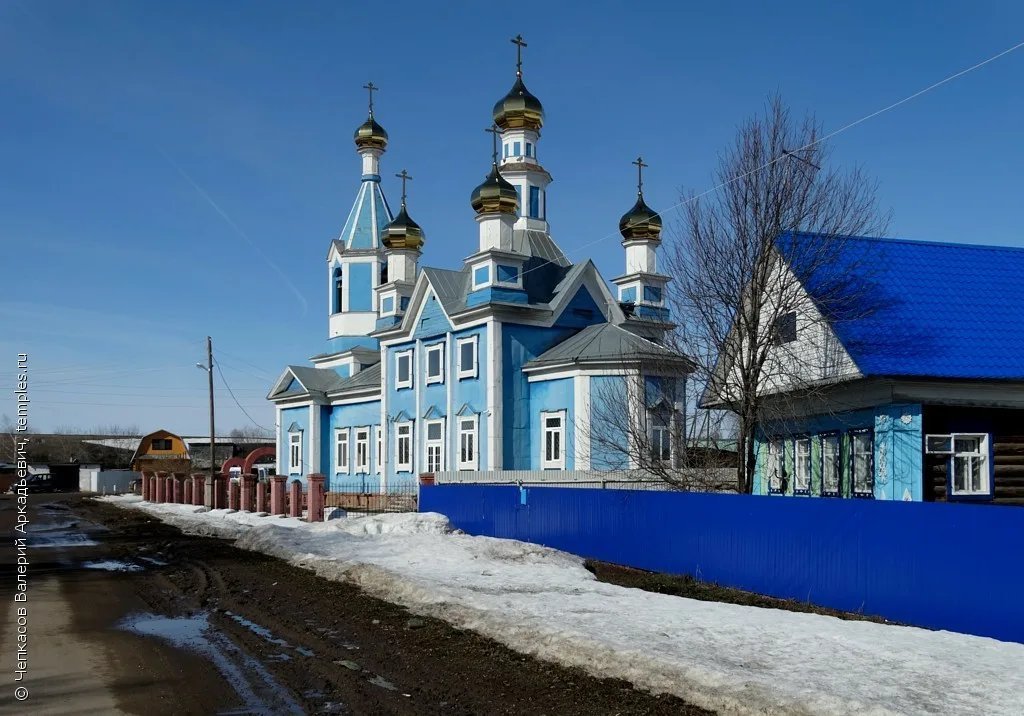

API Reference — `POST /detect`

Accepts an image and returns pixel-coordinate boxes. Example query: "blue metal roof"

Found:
[782,232,1024,380]
[337,178,393,250]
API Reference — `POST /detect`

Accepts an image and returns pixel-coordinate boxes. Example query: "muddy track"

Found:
[72,497,711,715]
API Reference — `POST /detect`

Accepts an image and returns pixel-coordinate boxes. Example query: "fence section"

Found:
[420,484,1024,643]
[433,468,735,490]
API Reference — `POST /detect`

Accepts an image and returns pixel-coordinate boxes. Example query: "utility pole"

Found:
[198,336,216,508]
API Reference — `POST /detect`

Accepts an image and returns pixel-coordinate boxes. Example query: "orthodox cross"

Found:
[511,34,527,76]
[632,156,648,195]
[485,125,502,164]
[395,169,412,205]
[363,81,378,116]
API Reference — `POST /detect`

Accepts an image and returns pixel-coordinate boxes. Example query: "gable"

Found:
[412,289,454,340]
[554,286,605,329]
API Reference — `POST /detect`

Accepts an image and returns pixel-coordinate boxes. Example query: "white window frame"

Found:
[395,349,413,390]
[850,429,874,497]
[456,335,478,380]
[424,418,445,473]
[395,421,413,473]
[928,433,990,497]
[766,440,783,494]
[457,415,479,471]
[821,433,841,496]
[374,425,382,474]
[794,437,811,494]
[354,427,370,473]
[650,424,671,464]
[335,428,349,473]
[425,343,444,385]
[288,431,302,473]
[541,410,566,470]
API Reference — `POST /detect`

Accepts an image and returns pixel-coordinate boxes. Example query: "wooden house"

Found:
[130,428,191,475]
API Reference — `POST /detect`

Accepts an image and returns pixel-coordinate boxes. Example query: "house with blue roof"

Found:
[267,41,691,494]
[749,231,1024,505]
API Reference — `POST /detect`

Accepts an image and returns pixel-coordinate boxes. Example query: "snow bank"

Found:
[98,496,1024,715]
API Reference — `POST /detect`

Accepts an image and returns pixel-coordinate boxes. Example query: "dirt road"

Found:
[1,494,708,715]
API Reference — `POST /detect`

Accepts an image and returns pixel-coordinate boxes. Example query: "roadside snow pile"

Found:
[99,495,1024,716]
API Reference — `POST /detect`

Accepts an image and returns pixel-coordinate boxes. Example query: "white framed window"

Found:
[821,433,841,496]
[794,437,811,494]
[355,427,370,473]
[541,411,566,470]
[374,425,382,474]
[395,422,413,472]
[850,429,874,497]
[766,440,783,494]
[335,429,349,473]
[395,350,413,390]
[288,432,302,473]
[425,343,444,384]
[927,433,990,497]
[457,336,478,380]
[424,419,445,473]
[651,424,670,463]
[457,415,478,471]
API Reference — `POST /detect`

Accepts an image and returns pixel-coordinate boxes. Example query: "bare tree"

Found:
[667,96,889,493]
[1,414,30,464]
[229,426,273,440]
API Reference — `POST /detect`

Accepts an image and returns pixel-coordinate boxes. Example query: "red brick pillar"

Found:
[214,475,228,510]
[270,476,287,515]
[255,479,268,513]
[172,473,185,504]
[228,479,240,511]
[288,480,302,518]
[155,471,167,503]
[183,476,193,505]
[191,474,206,506]
[165,474,174,503]
[141,471,151,501]
[307,474,325,523]
[240,474,255,512]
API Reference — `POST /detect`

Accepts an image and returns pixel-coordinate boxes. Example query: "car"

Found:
[25,475,54,493]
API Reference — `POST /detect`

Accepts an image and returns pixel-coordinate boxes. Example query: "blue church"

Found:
[267,40,691,492]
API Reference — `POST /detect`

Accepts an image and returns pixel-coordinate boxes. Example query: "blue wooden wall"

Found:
[420,485,1024,643]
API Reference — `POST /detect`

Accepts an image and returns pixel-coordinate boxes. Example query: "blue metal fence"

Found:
[420,485,1024,643]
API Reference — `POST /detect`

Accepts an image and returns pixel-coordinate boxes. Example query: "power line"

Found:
[214,358,274,433]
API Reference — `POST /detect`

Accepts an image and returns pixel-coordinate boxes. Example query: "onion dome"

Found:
[381,204,424,251]
[471,163,519,215]
[619,194,662,242]
[493,76,544,131]
[354,115,388,150]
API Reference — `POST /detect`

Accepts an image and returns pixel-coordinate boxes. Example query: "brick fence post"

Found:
[165,474,175,504]
[141,471,151,501]
[228,479,240,511]
[214,474,228,510]
[155,471,167,503]
[255,479,268,513]
[183,476,193,505]
[307,474,325,523]
[172,473,185,504]
[240,474,255,512]
[191,474,206,506]
[288,480,302,518]
[270,476,287,515]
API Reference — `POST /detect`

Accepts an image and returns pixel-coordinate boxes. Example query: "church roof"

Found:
[333,178,393,252]
[334,362,381,393]
[524,323,687,368]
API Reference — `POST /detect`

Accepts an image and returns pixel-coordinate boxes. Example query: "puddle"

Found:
[121,612,305,715]
[295,646,314,657]
[267,653,292,662]
[28,533,99,549]
[139,556,170,566]
[83,560,144,573]
[367,675,398,691]
[223,611,314,657]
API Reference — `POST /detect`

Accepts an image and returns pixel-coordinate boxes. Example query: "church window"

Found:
[381,296,394,314]
[643,285,663,304]
[457,336,478,379]
[513,141,521,156]
[525,142,533,157]
[473,265,490,289]
[529,186,540,219]
[503,143,509,158]
[395,422,413,472]
[424,419,445,473]
[458,415,478,471]
[333,267,343,314]
[496,264,519,285]
[375,426,382,474]
[651,425,671,464]
[335,429,349,473]
[621,286,637,303]
[395,350,413,389]
[288,432,302,474]
[516,187,523,216]
[425,344,444,384]
[355,428,370,473]
[541,410,566,470]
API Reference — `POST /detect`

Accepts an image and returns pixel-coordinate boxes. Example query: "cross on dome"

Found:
[363,81,378,117]
[511,34,527,77]
[395,169,413,206]
[632,156,648,196]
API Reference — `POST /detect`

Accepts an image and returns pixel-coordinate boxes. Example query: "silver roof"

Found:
[524,323,686,368]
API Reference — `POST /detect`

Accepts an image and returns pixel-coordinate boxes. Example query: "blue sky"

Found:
[1,0,1022,433]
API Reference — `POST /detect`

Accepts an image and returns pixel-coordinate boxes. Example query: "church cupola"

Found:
[493,35,552,232]
[471,127,518,254]
[375,170,422,329]
[612,157,673,339]
[353,82,388,177]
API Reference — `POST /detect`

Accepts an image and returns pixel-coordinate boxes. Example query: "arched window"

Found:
[333,267,343,313]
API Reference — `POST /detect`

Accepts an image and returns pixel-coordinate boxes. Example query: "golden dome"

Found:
[619,194,662,242]
[381,204,424,251]
[471,163,519,215]
[492,76,544,131]
[354,115,388,150]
